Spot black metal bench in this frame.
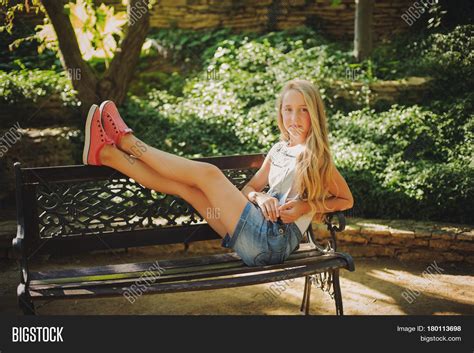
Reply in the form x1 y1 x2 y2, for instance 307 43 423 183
12 153 354 315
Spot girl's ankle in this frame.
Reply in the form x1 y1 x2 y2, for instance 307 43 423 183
118 133 134 152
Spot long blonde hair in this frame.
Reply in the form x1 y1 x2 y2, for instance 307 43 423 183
275 79 337 214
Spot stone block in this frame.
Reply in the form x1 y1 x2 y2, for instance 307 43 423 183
390 229 415 239
398 251 444 263
457 230 474 242
340 233 368 244
413 227 432 238
369 234 392 245
431 229 456 240
406 238 429 247
450 242 474 253
442 252 464 262
339 244 395 257
340 224 361 235
360 224 391 237
429 239 452 249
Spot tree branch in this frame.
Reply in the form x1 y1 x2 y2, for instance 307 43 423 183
100 0 150 104
41 0 98 109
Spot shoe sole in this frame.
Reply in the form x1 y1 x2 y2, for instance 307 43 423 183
82 104 98 165
99 100 112 116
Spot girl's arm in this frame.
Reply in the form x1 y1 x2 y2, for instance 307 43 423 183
279 164 353 224
297 164 354 214
241 153 271 202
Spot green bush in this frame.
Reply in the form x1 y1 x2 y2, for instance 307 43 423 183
2 25 471 223
330 105 473 223
123 26 472 223
0 69 77 106
370 24 473 90
121 94 244 157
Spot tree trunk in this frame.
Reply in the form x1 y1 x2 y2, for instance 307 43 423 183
42 0 98 112
41 0 150 112
354 0 374 61
99 0 150 104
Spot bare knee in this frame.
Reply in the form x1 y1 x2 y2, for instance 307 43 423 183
201 163 222 179
192 162 222 188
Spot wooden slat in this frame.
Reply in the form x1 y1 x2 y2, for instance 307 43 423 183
30 243 317 281
30 253 349 291
29 259 346 299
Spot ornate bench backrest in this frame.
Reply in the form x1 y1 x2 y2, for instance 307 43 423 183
13 154 266 258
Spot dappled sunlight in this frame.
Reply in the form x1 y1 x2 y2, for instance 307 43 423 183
341 277 397 304
367 268 474 306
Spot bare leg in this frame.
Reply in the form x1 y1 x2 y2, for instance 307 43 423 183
100 145 228 237
116 134 249 237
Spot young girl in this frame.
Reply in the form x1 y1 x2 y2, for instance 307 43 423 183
82 79 353 267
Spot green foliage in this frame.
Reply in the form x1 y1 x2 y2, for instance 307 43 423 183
0 0 43 34
124 25 473 222
35 0 127 67
121 94 244 157
143 28 255 67
0 12 60 71
1 24 471 222
0 69 77 105
330 105 473 223
370 24 473 84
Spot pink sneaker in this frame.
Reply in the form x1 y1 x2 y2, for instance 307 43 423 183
82 104 114 165
100 100 133 146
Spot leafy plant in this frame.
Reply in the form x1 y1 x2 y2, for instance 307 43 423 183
36 0 127 67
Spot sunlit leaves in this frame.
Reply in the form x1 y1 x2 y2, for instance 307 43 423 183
34 0 127 65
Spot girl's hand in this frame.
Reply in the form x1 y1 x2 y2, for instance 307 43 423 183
277 200 305 223
255 193 280 222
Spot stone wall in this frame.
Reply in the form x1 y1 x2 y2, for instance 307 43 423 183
18 0 415 41
142 0 414 40
313 218 474 264
330 77 433 106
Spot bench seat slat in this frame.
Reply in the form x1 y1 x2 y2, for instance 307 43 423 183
30 244 334 284
29 252 351 290
28 258 346 299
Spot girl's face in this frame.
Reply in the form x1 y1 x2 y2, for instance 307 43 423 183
281 89 311 144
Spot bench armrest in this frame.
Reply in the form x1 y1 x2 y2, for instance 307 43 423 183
13 162 30 285
307 211 346 252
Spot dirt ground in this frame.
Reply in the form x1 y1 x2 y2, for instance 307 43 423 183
1 241 473 315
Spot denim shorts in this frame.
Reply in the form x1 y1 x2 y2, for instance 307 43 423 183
221 196 303 267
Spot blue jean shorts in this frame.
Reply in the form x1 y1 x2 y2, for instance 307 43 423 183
221 194 303 267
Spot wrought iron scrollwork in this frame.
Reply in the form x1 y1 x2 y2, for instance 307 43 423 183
36 168 259 239
309 271 335 299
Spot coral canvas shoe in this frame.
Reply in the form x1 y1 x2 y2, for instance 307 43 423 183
82 104 114 165
100 100 133 145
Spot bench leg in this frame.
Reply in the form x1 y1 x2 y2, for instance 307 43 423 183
300 276 308 312
18 284 36 315
300 275 311 315
332 269 344 316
